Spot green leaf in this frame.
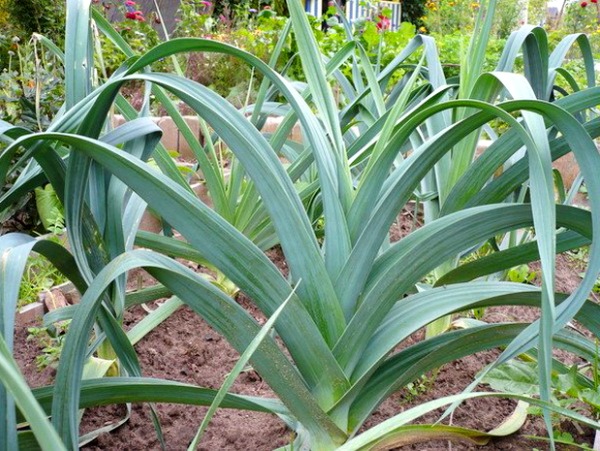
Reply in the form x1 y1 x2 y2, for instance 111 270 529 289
187 281 299 449
35 184 63 232
340 392 596 451
482 360 541 396
0 335 66 451
65 0 92 109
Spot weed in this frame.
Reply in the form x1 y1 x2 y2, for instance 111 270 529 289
506 264 536 284
18 248 67 308
400 372 438 404
27 321 69 370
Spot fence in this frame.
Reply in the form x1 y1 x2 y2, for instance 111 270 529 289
304 0 323 16
345 1 402 30
305 1 402 31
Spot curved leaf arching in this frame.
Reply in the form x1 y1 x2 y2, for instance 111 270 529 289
6 132 349 411
51 249 346 449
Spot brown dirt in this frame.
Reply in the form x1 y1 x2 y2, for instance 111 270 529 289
12 211 598 450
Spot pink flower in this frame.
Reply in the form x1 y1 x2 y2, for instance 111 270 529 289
376 14 391 31
125 0 135 5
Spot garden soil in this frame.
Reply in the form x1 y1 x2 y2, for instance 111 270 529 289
13 210 597 450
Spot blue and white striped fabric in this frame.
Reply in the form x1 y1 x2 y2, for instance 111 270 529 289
304 0 323 16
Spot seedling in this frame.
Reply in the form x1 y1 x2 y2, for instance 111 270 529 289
27 321 70 370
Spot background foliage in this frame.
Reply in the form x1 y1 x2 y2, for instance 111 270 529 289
4 0 66 45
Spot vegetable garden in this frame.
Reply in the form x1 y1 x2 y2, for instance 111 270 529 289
1 0 600 449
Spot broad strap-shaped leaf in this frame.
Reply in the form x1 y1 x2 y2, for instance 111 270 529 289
548 33 596 97
30 377 288 418
65 0 92 109
454 96 600 409
126 36 354 266
443 88 600 214
0 233 83 450
338 99 543 319
9 132 349 407
187 282 298 449
334 204 537 372
52 250 346 449
0 335 66 451
340 392 599 451
345 318 600 433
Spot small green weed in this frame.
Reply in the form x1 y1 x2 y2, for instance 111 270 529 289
400 372 437 404
484 358 600 428
18 247 67 308
506 264 536 284
27 321 69 370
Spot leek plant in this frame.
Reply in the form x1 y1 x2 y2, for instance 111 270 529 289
1 0 600 449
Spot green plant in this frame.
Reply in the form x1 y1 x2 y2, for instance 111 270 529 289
482 356 600 438
527 0 547 26
94 1 164 77
424 0 524 37
2 0 600 449
563 0 600 34
18 247 68 308
27 322 69 370
401 372 438 403
173 0 218 38
4 0 66 48
507 264 536 283
423 0 481 34
34 184 64 233
401 0 427 30
429 30 505 79
494 0 524 38
0 35 64 128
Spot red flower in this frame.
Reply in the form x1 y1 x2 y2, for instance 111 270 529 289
581 1 588 6
592 0 597 3
376 14 391 31
125 9 144 21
